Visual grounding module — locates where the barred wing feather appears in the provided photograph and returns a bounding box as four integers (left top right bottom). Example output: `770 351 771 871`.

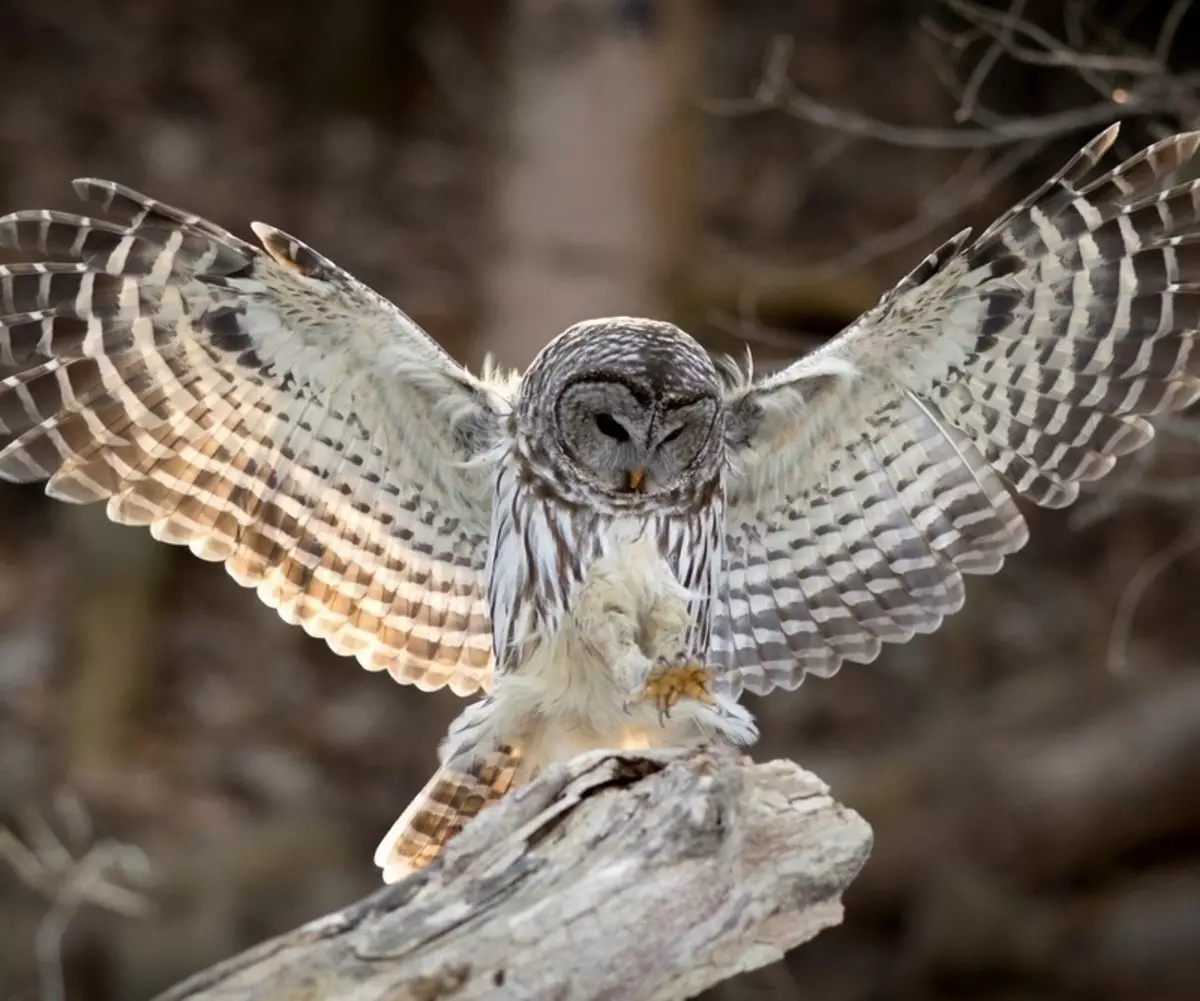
0 180 504 695
720 126 1200 694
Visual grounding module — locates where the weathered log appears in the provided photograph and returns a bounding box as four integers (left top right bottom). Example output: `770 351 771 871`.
152 748 872 1001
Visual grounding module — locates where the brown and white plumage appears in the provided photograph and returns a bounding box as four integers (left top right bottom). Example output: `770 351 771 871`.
2 126 1199 879
0 179 505 695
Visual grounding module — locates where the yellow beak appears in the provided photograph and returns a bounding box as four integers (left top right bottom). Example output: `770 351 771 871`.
626 468 646 491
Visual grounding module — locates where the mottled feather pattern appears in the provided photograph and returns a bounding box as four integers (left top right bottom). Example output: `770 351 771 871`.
0 179 506 695
721 126 1200 694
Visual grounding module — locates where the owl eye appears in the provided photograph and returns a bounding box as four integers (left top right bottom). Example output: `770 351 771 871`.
659 426 685 445
594 413 630 442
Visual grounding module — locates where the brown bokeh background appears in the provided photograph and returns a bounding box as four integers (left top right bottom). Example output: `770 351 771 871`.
1 2 1199 999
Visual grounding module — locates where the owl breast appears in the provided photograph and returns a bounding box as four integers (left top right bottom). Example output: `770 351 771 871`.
484 449 724 676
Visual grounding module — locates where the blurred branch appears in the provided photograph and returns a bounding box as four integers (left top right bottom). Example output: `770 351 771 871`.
0 792 151 1001
790 135 1045 284
703 36 1200 149
1068 416 1200 673
691 135 1048 324
944 0 1161 77
1155 0 1194 64
694 1 1200 317
843 670 1200 913
1105 521 1200 676
152 749 872 1001
953 0 1028 123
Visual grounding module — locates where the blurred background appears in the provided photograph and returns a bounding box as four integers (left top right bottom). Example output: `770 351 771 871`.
0 1 1198 998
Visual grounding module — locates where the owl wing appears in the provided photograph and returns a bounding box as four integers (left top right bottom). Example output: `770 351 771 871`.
0 179 510 696
717 126 1200 695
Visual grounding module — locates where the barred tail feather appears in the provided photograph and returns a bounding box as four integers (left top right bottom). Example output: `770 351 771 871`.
374 744 521 884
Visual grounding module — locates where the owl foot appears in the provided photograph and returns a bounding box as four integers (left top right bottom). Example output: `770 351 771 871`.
637 657 717 722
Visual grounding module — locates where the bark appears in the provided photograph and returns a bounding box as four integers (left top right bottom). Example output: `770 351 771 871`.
152 748 872 1001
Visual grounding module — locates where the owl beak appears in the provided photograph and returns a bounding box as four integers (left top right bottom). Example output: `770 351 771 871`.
626 468 646 491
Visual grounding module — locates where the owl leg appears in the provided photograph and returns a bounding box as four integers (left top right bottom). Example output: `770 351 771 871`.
629 590 758 741
568 554 655 691
627 585 716 719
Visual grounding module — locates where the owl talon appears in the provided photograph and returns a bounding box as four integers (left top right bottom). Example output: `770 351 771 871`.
638 657 716 721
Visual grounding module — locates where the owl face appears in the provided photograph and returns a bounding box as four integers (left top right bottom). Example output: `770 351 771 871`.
556 378 720 494
515 318 726 506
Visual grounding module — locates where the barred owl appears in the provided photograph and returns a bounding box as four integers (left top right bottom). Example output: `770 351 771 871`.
1 126 1198 880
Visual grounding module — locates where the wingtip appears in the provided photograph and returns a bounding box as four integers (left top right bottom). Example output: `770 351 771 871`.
70 177 115 204
1172 129 1200 165
1088 121 1122 157
252 221 301 271
251 220 329 278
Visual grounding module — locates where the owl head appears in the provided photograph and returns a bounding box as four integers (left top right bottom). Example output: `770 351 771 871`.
514 317 726 508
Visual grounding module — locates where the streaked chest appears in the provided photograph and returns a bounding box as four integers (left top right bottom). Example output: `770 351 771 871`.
485 458 723 670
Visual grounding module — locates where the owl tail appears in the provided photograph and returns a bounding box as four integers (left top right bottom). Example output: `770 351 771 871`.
373 744 522 883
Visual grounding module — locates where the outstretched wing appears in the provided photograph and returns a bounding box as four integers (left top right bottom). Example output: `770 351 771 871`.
717 126 1200 695
0 180 508 695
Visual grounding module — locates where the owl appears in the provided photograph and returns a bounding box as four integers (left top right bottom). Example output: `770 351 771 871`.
1 125 1198 881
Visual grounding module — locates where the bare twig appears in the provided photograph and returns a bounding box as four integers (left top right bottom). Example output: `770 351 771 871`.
955 0 1029 123
711 134 1046 293
1066 410 1200 675
945 0 1159 76
698 3 1200 300
704 37 1199 149
1105 521 1200 676
1154 0 1194 65
0 795 152 1001
704 301 819 359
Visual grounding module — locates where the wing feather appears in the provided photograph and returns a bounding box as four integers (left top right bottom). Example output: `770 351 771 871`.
0 180 506 696
721 126 1200 694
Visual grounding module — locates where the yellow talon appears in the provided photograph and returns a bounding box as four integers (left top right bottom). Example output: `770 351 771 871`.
639 657 717 719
